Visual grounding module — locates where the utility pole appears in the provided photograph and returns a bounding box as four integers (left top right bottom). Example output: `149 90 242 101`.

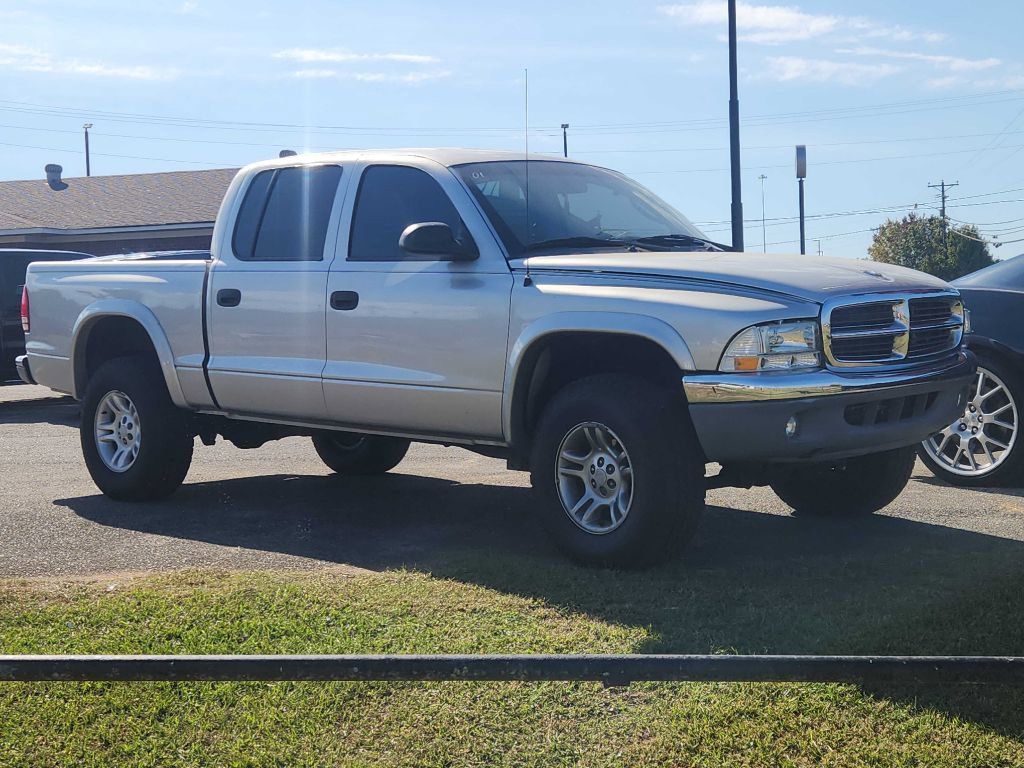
561 123 569 158
727 0 744 251
928 180 959 256
83 123 93 177
758 174 768 252
816 239 822 257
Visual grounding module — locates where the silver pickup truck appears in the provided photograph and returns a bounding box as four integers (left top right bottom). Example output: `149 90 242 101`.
18 149 975 566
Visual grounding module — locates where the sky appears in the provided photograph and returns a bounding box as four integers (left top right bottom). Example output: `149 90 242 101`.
1 0 1024 259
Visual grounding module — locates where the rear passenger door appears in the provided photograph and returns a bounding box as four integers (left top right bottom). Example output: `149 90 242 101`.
323 161 513 439
206 164 346 421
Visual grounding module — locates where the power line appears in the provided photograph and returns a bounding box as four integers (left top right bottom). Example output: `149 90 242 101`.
574 129 1024 155
0 140 229 166
626 143 1024 176
0 89 1021 139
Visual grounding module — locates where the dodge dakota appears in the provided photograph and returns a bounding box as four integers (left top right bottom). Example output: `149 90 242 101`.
17 149 975 566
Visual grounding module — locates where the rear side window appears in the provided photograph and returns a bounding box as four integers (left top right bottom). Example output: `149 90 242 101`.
348 165 465 261
1 255 33 312
232 165 342 262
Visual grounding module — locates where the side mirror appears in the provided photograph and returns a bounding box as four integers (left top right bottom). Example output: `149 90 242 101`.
399 222 478 261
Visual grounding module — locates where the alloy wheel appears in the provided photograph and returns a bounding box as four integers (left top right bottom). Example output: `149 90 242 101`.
555 422 634 534
94 390 142 473
923 366 1018 477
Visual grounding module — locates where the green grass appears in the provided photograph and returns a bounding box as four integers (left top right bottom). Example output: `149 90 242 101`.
1 548 1024 767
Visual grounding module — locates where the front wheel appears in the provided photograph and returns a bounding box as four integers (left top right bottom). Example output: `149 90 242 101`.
312 432 410 475
918 358 1022 487
530 374 705 568
770 446 916 517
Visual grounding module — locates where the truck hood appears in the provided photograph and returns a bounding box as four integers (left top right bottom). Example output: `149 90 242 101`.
518 251 952 303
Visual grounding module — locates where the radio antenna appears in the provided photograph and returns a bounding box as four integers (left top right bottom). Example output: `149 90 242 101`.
523 67 533 286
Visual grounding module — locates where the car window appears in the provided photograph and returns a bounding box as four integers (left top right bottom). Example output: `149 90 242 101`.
348 165 465 261
453 160 706 258
956 253 1024 290
1 256 30 312
232 165 342 262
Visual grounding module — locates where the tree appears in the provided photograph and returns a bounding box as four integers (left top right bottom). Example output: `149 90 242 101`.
868 213 994 281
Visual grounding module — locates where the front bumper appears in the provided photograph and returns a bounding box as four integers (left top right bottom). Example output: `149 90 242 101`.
684 351 975 463
15 355 35 386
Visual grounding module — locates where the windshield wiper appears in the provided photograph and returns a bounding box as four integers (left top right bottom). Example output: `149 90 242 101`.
630 234 729 251
526 236 631 252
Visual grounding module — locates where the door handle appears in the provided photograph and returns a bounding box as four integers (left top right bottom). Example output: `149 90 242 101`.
330 291 359 311
216 288 241 307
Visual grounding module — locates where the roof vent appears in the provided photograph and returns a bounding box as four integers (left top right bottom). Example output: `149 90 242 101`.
45 163 68 191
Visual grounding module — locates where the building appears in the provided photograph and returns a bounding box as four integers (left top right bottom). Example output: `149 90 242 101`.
0 165 237 256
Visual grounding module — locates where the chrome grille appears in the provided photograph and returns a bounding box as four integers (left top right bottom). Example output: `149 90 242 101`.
823 292 964 368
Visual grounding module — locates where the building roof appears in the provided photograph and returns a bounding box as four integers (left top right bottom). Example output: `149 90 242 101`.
0 167 238 233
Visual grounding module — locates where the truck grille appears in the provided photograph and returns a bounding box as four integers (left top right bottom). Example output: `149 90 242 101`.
823 293 964 368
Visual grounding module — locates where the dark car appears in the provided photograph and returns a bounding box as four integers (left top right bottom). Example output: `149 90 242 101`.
919 254 1024 486
1 249 92 378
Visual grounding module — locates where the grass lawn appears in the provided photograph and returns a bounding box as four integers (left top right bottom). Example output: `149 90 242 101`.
2 531 1024 768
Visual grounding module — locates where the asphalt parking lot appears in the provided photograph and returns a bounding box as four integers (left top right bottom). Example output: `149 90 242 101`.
1 382 1022 579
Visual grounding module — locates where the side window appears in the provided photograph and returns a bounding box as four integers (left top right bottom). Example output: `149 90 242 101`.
1 257 29 312
232 165 342 262
348 165 465 261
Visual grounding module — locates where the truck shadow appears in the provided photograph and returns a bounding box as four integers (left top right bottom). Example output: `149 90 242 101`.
0 396 78 427
58 470 1024 739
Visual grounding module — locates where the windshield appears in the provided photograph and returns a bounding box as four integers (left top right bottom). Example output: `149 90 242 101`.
453 160 710 258
955 253 1024 290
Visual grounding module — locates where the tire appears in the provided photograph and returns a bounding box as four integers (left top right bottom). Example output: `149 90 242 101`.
312 432 410 475
80 356 194 501
529 374 705 568
918 354 1023 488
770 446 916 517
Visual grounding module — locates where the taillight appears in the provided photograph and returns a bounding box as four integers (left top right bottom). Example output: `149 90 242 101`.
20 286 29 333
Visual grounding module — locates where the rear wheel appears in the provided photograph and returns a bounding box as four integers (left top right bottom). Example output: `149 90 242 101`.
770 446 916 517
530 374 705 568
312 432 410 475
918 357 1022 487
80 356 193 501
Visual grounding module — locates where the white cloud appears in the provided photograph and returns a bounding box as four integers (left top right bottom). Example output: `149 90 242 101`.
0 43 177 80
658 2 943 45
275 48 438 64
291 68 452 84
761 56 902 85
178 0 199 12
839 46 1000 73
925 75 967 90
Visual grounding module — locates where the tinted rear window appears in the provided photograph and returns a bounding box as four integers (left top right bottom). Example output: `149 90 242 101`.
232 165 342 262
955 253 1024 290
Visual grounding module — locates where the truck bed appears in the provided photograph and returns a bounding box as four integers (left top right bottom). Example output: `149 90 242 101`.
25 256 210 403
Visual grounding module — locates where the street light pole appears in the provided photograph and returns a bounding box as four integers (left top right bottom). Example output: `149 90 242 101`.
83 123 93 177
795 145 807 255
758 174 767 253
798 178 806 255
561 123 569 158
727 0 744 252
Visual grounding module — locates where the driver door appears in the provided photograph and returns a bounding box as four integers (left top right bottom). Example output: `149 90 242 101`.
323 160 513 440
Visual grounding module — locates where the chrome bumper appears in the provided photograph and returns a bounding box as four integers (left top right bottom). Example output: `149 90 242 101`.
684 351 976 462
683 352 975 404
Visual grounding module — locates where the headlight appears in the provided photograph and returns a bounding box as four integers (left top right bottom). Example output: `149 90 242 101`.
719 320 821 372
